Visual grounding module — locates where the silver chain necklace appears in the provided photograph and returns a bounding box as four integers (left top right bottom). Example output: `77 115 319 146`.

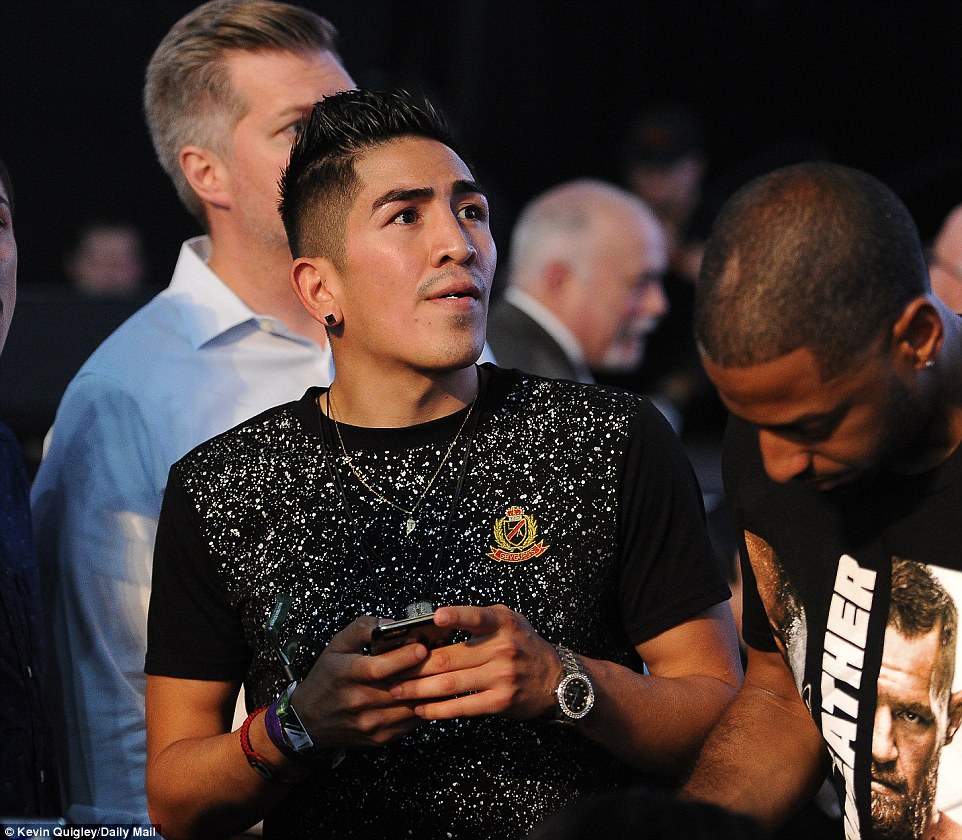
327 387 478 536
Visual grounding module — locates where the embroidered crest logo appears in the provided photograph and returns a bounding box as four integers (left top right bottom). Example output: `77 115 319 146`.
487 506 549 563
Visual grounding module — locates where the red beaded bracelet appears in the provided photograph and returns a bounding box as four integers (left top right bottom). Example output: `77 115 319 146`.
239 706 299 784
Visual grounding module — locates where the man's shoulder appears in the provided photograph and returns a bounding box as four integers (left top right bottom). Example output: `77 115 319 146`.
70 292 190 384
491 366 652 424
487 298 555 346
174 390 315 475
486 299 548 358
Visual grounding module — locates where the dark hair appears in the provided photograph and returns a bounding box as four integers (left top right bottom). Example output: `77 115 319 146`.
694 162 928 379
279 88 459 265
889 557 957 699
0 157 14 216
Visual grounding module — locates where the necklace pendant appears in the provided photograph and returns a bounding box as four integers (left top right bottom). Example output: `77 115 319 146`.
405 516 417 535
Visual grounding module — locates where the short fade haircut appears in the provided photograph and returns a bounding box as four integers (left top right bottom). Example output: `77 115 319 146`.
279 88 459 266
889 557 957 701
694 162 928 380
144 0 338 225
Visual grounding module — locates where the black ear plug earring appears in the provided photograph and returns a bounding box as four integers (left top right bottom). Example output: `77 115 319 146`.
325 314 336 325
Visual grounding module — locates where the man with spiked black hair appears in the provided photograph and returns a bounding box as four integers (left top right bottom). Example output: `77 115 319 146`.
145 89 741 839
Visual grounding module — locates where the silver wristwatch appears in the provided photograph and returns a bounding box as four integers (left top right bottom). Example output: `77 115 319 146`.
554 645 595 723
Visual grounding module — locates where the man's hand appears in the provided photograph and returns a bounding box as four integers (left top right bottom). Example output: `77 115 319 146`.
292 616 430 749
387 604 561 720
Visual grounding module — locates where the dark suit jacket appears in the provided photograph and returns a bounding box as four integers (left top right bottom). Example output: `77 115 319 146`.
486 298 591 382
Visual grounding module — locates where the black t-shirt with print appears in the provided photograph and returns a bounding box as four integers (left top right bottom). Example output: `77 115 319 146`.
148 365 728 839
726 415 962 839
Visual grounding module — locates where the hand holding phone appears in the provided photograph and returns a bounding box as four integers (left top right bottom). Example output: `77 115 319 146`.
369 612 457 655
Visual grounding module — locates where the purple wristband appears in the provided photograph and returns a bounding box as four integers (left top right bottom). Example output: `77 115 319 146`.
264 696 304 761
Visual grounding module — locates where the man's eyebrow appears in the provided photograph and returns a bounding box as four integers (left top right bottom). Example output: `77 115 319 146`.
372 187 434 211
452 178 486 197
761 406 846 434
371 180 487 212
893 700 936 724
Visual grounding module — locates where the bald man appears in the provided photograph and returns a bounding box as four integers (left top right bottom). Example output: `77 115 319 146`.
487 179 668 383
931 205 962 313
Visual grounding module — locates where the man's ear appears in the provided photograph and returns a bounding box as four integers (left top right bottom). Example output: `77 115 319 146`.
545 258 587 323
890 295 944 371
179 145 231 211
945 688 962 746
291 256 341 327
542 259 573 295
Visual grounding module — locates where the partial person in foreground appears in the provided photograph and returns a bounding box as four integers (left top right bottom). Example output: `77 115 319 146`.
681 161 962 840
30 0 353 825
144 89 741 840
0 158 62 820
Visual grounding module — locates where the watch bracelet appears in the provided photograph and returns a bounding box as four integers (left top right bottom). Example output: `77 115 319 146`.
553 644 595 722
555 644 581 676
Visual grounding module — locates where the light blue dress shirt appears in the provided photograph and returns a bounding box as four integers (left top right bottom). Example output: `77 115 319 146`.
31 236 334 826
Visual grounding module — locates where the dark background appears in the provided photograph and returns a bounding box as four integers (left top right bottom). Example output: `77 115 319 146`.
2 0 961 289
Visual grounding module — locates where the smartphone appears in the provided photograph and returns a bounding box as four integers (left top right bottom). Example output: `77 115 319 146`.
369 612 455 655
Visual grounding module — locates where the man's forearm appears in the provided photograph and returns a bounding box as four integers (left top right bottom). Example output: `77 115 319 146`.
681 652 829 828
578 604 743 775
146 627 432 838
578 658 740 775
146 712 297 839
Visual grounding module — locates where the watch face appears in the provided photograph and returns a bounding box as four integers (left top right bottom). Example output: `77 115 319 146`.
558 674 594 719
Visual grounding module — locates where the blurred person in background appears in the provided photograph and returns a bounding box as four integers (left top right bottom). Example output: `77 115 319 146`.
486 179 670 417
62 219 149 298
609 104 726 438
930 204 962 313
30 0 354 825
622 104 706 283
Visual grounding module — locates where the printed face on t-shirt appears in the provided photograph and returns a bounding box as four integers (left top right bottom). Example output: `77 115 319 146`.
871 556 962 840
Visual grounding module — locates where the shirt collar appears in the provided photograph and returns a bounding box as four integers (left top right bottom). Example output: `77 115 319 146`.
166 236 313 350
502 287 593 380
